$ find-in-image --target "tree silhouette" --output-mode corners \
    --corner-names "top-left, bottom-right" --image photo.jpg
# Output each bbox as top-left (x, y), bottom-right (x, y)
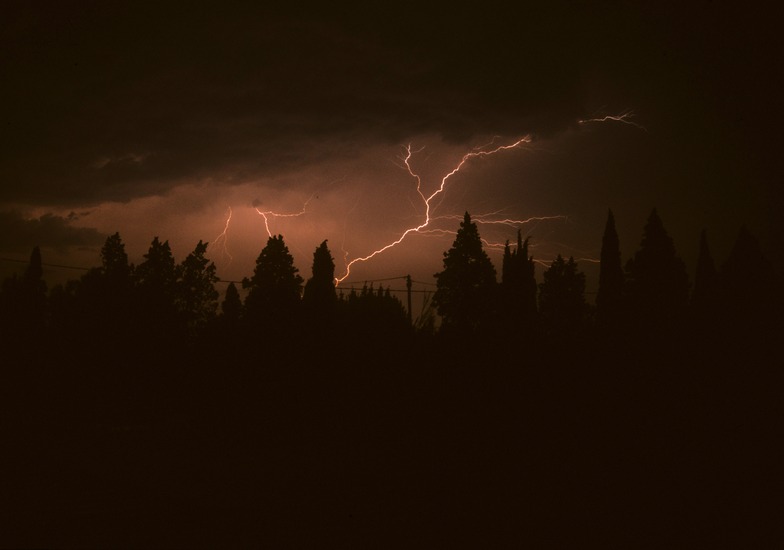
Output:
top-left (243, 234), bottom-right (303, 330)
top-left (221, 282), bottom-right (242, 326)
top-left (538, 255), bottom-right (586, 336)
top-left (3, 210), bottom-right (780, 547)
top-left (691, 229), bottom-right (717, 314)
top-left (624, 209), bottom-right (690, 332)
top-left (596, 209), bottom-right (624, 328)
top-left (433, 212), bottom-right (497, 335)
top-left (135, 237), bottom-right (176, 295)
top-left (340, 282), bottom-right (409, 341)
top-left (718, 225), bottom-right (776, 331)
top-left (74, 233), bottom-right (135, 348)
top-left (176, 240), bottom-right (219, 332)
top-left (0, 246), bottom-right (48, 338)
top-left (23, 246), bottom-right (48, 330)
top-left (133, 236), bottom-right (179, 337)
top-left (101, 232), bottom-right (132, 282)
top-left (303, 239), bottom-right (337, 315)
top-left (501, 230), bottom-right (537, 330)
top-left (48, 279), bottom-right (80, 337)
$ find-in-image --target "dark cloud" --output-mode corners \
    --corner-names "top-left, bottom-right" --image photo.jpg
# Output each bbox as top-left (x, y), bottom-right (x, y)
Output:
top-left (0, 210), bottom-right (106, 255)
top-left (1, 2), bottom-right (780, 270)
top-left (0, 3), bottom-right (645, 205)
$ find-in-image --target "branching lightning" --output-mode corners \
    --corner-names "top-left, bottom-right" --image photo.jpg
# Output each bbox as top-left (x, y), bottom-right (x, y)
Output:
top-left (207, 111), bottom-right (641, 283)
top-left (433, 213), bottom-right (568, 229)
top-left (209, 206), bottom-right (234, 263)
top-left (254, 195), bottom-right (314, 237)
top-left (334, 135), bottom-right (564, 284)
top-left (578, 109), bottom-right (647, 131)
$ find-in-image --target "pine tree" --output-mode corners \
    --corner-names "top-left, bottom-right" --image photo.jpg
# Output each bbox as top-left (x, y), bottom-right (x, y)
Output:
top-left (718, 225), bottom-right (776, 329)
top-left (221, 282), bottom-right (242, 317)
top-left (0, 246), bottom-right (48, 337)
top-left (135, 237), bottom-right (176, 295)
top-left (596, 209), bottom-right (624, 327)
top-left (220, 282), bottom-right (242, 331)
top-left (243, 234), bottom-right (303, 328)
top-left (624, 209), bottom-right (690, 331)
top-left (538, 255), bottom-right (586, 335)
top-left (101, 232), bottom-right (131, 282)
top-left (176, 240), bottom-right (219, 331)
top-left (339, 281), bottom-right (409, 340)
top-left (518, 233), bottom-right (537, 319)
top-left (691, 229), bottom-right (717, 313)
top-left (433, 212), bottom-right (497, 335)
top-left (501, 230), bottom-right (537, 329)
top-left (25, 245), bottom-right (44, 283)
top-left (22, 245), bottom-right (48, 333)
top-left (303, 240), bottom-right (337, 313)
top-left (501, 239), bottom-right (515, 289)
top-left (134, 236), bottom-right (179, 335)
top-left (68, 233), bottom-right (135, 355)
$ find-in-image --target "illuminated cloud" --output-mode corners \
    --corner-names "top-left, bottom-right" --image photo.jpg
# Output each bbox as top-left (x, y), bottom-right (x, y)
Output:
top-left (0, 210), bottom-right (105, 255)
top-left (0, 3), bottom-right (779, 283)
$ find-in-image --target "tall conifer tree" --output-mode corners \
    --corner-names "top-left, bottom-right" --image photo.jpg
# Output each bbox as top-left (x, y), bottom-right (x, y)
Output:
top-left (692, 229), bottom-right (717, 312)
top-left (303, 240), bottom-right (337, 312)
top-left (538, 255), bottom-right (586, 335)
top-left (501, 229), bottom-right (537, 326)
top-left (243, 234), bottom-right (303, 329)
top-left (625, 209), bottom-right (690, 331)
top-left (597, 209), bottom-right (624, 326)
top-left (433, 212), bottom-right (497, 335)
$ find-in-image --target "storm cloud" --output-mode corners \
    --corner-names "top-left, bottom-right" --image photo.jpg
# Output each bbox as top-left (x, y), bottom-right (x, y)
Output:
top-left (1, 3), bottom-right (781, 280)
top-left (0, 210), bottom-right (106, 255)
top-left (1, 4), bottom-right (664, 205)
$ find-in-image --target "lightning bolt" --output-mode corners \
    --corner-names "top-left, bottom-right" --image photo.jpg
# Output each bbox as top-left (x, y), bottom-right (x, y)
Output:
top-left (578, 109), bottom-right (647, 131)
top-left (209, 206), bottom-right (234, 263)
top-left (207, 111), bottom-right (639, 284)
top-left (254, 195), bottom-right (315, 237)
top-left (433, 213), bottom-right (568, 229)
top-left (336, 136), bottom-right (538, 284)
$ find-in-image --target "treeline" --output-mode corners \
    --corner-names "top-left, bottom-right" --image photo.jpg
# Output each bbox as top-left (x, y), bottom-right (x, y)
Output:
top-left (437, 208), bottom-right (780, 349)
top-left (1, 204), bottom-right (778, 431)
top-left (2, 207), bottom-right (777, 353)
top-left (1, 207), bottom-right (781, 547)
top-left (0, 234), bottom-right (410, 348)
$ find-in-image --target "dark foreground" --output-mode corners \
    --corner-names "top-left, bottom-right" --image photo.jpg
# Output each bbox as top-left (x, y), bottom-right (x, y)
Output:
top-left (3, 330), bottom-right (781, 548)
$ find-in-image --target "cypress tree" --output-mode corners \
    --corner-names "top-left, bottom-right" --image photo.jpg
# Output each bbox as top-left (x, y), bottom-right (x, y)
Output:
top-left (596, 209), bottom-right (624, 327)
top-left (538, 255), bottom-right (586, 336)
top-left (303, 240), bottom-right (337, 313)
top-left (433, 212), bottom-right (497, 335)
top-left (220, 282), bottom-right (242, 329)
top-left (243, 234), bottom-right (303, 331)
top-left (624, 209), bottom-right (690, 332)
top-left (691, 229), bottom-right (717, 313)
top-left (501, 229), bottom-right (537, 328)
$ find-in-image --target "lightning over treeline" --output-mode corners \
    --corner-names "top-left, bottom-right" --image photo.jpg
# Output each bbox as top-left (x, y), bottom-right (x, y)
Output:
top-left (202, 112), bottom-right (646, 286)
top-left (3, 203), bottom-right (774, 336)
top-left (334, 136), bottom-right (548, 283)
top-left (204, 137), bottom-right (569, 284)
top-left (4, 3), bottom-right (780, 544)
top-left (3, 200), bottom-right (779, 550)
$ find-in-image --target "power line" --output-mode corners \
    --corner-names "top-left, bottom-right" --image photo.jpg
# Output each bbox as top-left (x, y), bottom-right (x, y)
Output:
top-left (339, 275), bottom-right (410, 285)
top-left (339, 277), bottom-right (436, 287)
top-left (0, 259), bottom-right (440, 292)
top-left (338, 287), bottom-right (433, 294)
top-left (0, 257), bottom-right (90, 272)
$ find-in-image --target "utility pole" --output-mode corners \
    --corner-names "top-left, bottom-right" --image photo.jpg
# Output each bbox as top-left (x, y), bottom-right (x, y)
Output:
top-left (406, 274), bottom-right (412, 325)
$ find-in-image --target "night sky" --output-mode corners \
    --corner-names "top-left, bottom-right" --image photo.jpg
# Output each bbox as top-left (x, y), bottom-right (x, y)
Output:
top-left (2, 3), bottom-right (781, 295)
